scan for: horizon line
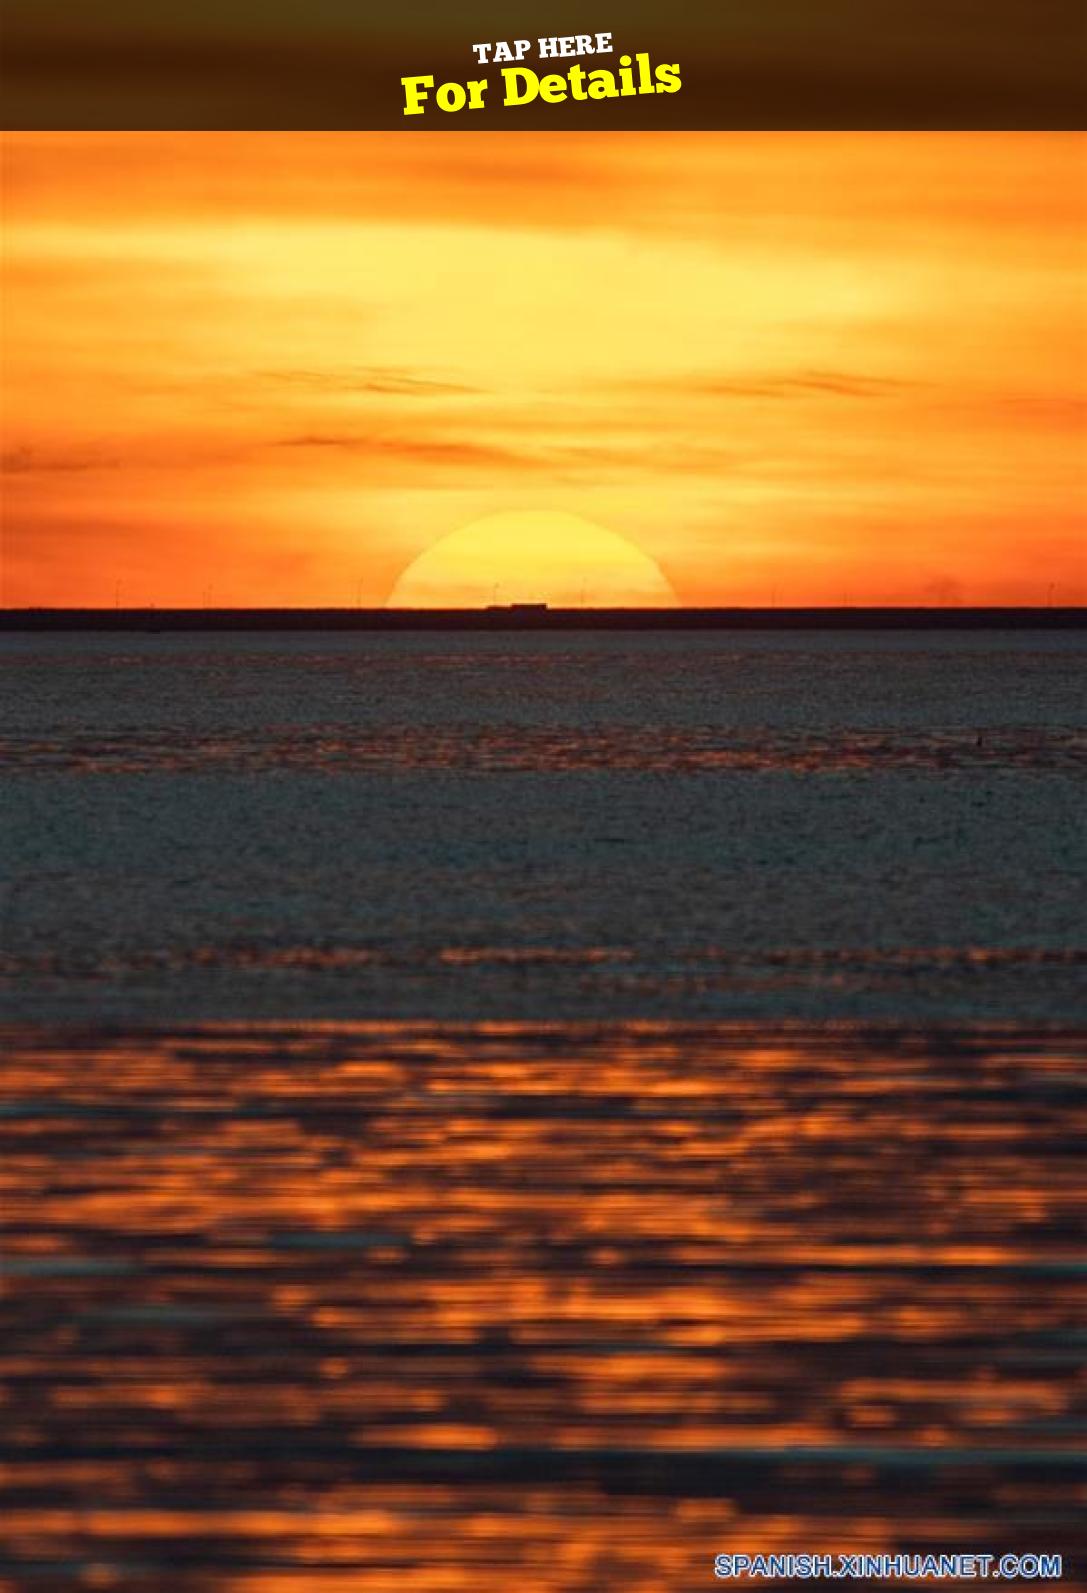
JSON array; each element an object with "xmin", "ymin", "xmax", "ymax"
[
  {"xmin": 4, "ymin": 602, "xmax": 1085, "ymax": 613},
  {"xmin": 3, "ymin": 603, "xmax": 1084, "ymax": 633}
]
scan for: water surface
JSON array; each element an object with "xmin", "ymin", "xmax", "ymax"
[
  {"xmin": 1, "ymin": 1023, "xmax": 1083, "ymax": 1589},
  {"xmin": 3, "ymin": 630, "xmax": 1084, "ymax": 1023}
]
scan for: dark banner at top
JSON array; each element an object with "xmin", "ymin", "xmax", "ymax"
[{"xmin": 3, "ymin": 0, "xmax": 1084, "ymax": 129}]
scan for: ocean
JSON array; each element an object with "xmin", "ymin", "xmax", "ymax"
[
  {"xmin": 3, "ymin": 629, "xmax": 1084, "ymax": 1023},
  {"xmin": 1, "ymin": 629, "xmax": 1084, "ymax": 1588}
]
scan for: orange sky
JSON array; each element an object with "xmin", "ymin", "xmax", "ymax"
[{"xmin": 2, "ymin": 131, "xmax": 1084, "ymax": 607}]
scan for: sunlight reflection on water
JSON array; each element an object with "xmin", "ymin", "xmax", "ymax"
[{"xmin": 1, "ymin": 1023, "xmax": 1083, "ymax": 1589}]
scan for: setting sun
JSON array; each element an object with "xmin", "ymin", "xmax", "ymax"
[{"xmin": 386, "ymin": 511, "xmax": 678, "ymax": 607}]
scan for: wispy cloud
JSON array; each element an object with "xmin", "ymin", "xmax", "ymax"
[
  {"xmin": 615, "ymin": 368, "xmax": 921, "ymax": 402},
  {"xmin": 271, "ymin": 432, "xmax": 539, "ymax": 471},
  {"xmin": 2, "ymin": 444, "xmax": 122, "ymax": 475},
  {"xmin": 259, "ymin": 366, "xmax": 481, "ymax": 398}
]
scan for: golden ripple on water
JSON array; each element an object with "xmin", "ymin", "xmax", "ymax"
[{"xmin": 0, "ymin": 1023, "xmax": 1084, "ymax": 1589}]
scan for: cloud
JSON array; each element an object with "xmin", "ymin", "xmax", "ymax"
[
  {"xmin": 258, "ymin": 366, "xmax": 481, "ymax": 397},
  {"xmin": 1, "ymin": 444, "xmax": 122, "ymax": 475},
  {"xmin": 618, "ymin": 368, "xmax": 920, "ymax": 402},
  {"xmin": 271, "ymin": 432, "xmax": 541, "ymax": 471},
  {"xmin": 786, "ymin": 370, "xmax": 918, "ymax": 398},
  {"xmin": 267, "ymin": 424, "xmax": 766, "ymax": 485}
]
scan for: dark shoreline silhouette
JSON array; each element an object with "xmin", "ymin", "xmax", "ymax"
[{"xmin": 4, "ymin": 605, "xmax": 1085, "ymax": 632}]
